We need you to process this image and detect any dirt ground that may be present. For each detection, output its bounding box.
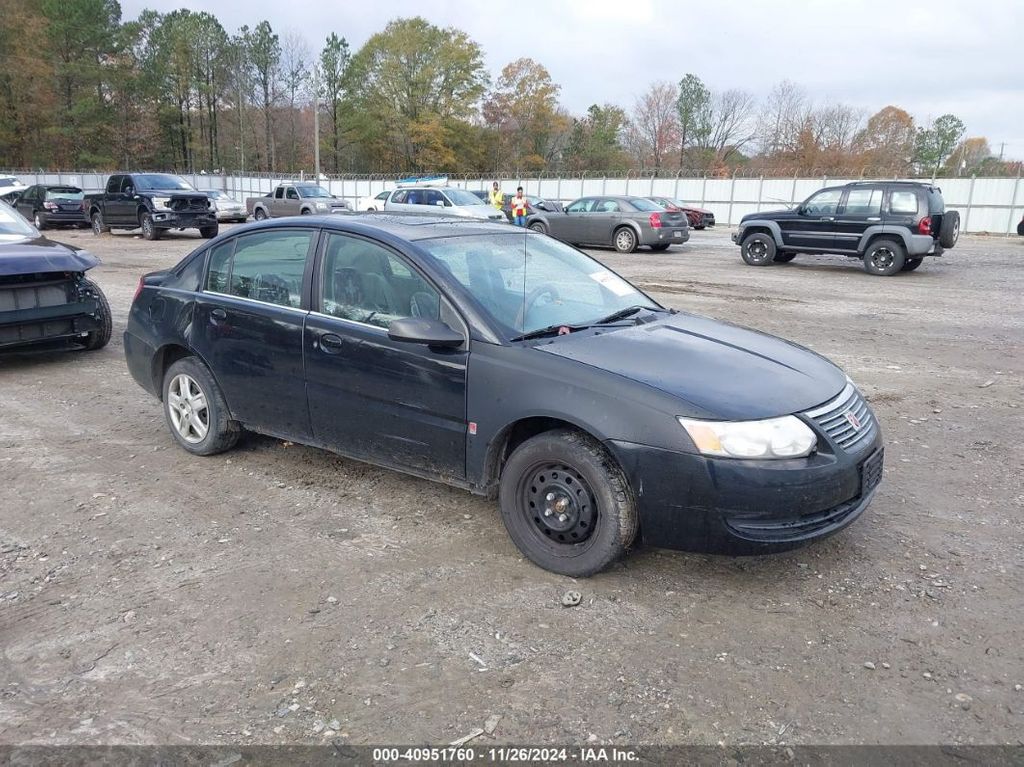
[1,224,1022,747]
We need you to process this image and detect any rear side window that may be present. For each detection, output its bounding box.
[391,190,407,204]
[596,199,621,213]
[843,188,883,216]
[889,191,920,215]
[205,230,314,308]
[106,176,122,194]
[168,250,206,291]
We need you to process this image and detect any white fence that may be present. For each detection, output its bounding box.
[8,171,1024,234]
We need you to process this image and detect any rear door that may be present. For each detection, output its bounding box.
[583,198,622,245]
[15,186,38,220]
[835,186,882,252]
[303,231,468,477]
[782,188,842,251]
[190,227,317,441]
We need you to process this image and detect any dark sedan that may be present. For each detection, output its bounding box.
[124,216,882,576]
[15,184,88,229]
[0,201,111,352]
[527,196,689,252]
[648,196,716,229]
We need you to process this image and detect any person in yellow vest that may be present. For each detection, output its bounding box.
[511,186,528,226]
[488,181,503,212]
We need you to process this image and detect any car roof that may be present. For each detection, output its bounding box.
[240,213,512,242]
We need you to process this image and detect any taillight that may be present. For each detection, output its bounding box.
[133,277,144,303]
[918,216,932,235]
[43,201,59,211]
[649,212,662,229]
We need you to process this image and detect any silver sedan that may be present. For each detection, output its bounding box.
[526,196,689,253]
[203,190,248,223]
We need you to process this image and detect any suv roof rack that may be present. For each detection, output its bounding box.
[846,180,934,187]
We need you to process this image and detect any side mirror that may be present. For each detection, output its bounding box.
[435,200,445,207]
[388,317,463,349]
[535,201,549,211]
[797,204,808,215]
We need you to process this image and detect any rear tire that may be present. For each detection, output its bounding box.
[863,238,905,276]
[901,257,924,272]
[80,279,112,351]
[162,357,240,456]
[650,243,670,252]
[741,232,776,265]
[938,210,960,248]
[253,208,267,221]
[200,224,219,239]
[91,211,109,235]
[613,226,637,253]
[774,252,796,263]
[33,212,47,230]
[498,429,637,577]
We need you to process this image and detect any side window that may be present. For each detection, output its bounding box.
[321,233,440,328]
[843,188,883,216]
[120,177,135,195]
[274,187,284,199]
[567,198,594,213]
[889,191,920,215]
[286,187,299,200]
[376,191,390,201]
[597,199,620,213]
[804,189,843,215]
[391,190,407,204]
[106,176,122,194]
[205,239,236,293]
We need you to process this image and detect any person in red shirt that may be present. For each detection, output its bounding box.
[511,186,528,227]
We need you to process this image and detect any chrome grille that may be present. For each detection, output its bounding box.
[804,383,876,452]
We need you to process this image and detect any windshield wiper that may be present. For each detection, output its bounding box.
[593,305,665,325]
[509,323,585,342]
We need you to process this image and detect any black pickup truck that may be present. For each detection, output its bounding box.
[86,173,218,241]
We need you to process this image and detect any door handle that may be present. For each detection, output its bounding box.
[318,332,346,353]
[822,216,835,222]
[866,217,881,222]
[210,308,227,322]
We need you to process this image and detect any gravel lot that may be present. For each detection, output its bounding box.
[1,224,1022,746]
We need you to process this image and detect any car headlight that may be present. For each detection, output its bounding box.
[678,415,817,459]
[316,201,328,210]
[153,197,171,210]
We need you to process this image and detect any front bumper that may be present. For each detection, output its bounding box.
[215,208,248,222]
[151,210,218,230]
[0,278,102,350]
[641,227,690,246]
[606,429,883,555]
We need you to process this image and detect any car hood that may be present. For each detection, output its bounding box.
[741,207,790,221]
[536,312,846,420]
[0,236,99,276]
[681,205,713,215]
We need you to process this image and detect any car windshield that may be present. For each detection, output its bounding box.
[296,185,332,198]
[627,198,663,212]
[134,174,194,191]
[45,187,83,200]
[0,201,38,239]
[1,177,20,186]
[444,189,486,206]
[419,233,660,337]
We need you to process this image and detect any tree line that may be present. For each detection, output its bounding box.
[1,1,1019,178]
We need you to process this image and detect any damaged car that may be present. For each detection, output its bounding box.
[124,216,883,576]
[0,200,111,353]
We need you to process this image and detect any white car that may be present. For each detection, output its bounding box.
[203,190,248,223]
[0,176,26,199]
[383,186,507,222]
[358,190,392,212]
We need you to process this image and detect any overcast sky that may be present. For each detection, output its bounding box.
[120,0,1024,161]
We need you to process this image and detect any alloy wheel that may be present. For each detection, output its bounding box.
[167,374,210,444]
[870,247,894,270]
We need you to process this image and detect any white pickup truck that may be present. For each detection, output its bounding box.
[246,182,350,220]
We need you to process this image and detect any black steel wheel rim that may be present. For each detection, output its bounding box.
[518,461,597,547]
[870,247,893,269]
[747,239,768,261]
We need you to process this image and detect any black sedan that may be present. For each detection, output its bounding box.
[15,184,88,229]
[0,201,111,352]
[527,196,689,252]
[124,216,883,576]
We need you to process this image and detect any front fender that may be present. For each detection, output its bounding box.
[736,219,784,247]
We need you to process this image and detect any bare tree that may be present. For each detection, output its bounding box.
[756,80,808,156]
[629,81,679,170]
[281,30,310,171]
[705,89,756,161]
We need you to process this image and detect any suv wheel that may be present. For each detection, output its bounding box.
[863,238,906,276]
[498,429,638,577]
[901,257,924,272]
[774,253,796,263]
[938,211,960,248]
[741,232,776,265]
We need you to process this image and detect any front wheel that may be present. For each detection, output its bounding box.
[80,278,111,351]
[528,221,547,234]
[140,212,160,241]
[199,224,219,239]
[741,232,776,265]
[163,357,240,456]
[498,429,638,577]
[863,238,905,276]
[253,208,267,221]
[613,227,637,253]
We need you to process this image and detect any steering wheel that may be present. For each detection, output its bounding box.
[514,283,561,329]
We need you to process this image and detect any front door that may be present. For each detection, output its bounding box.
[558,197,596,242]
[584,198,622,245]
[190,227,317,441]
[303,231,468,478]
[835,186,882,252]
[782,188,842,251]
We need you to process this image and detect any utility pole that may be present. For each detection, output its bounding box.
[312,65,321,181]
